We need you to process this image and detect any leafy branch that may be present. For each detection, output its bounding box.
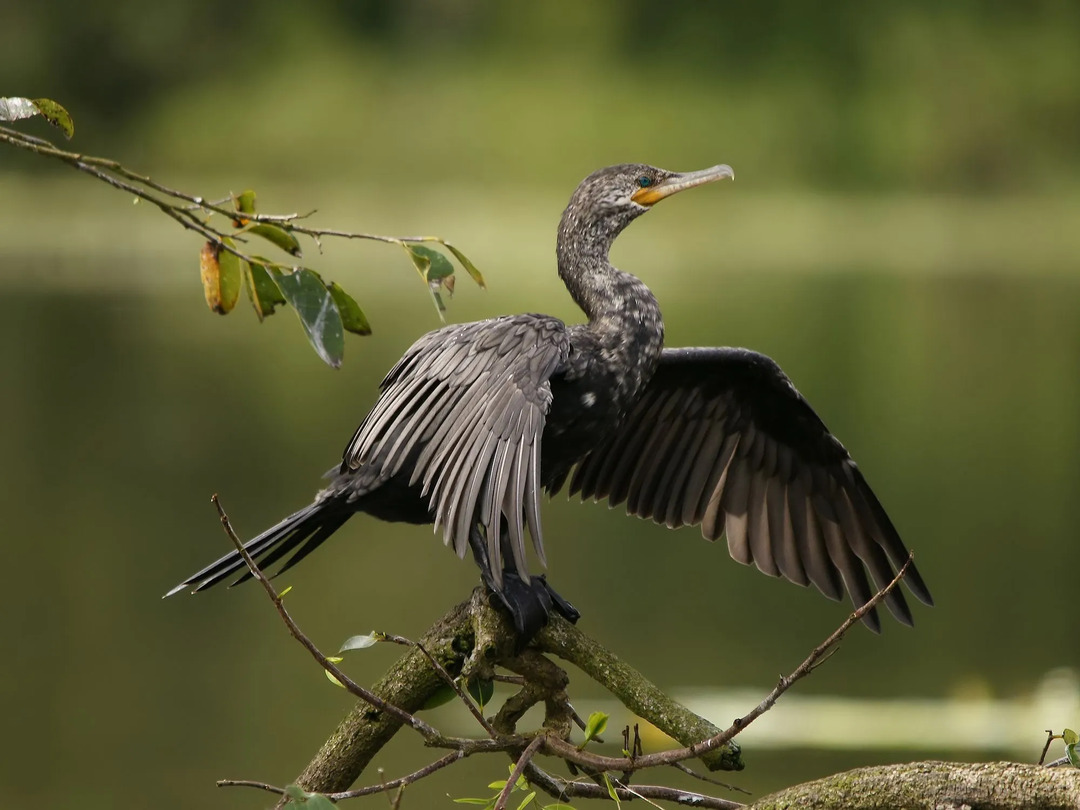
[0,96,485,367]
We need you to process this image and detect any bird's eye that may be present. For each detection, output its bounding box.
[637,175,652,188]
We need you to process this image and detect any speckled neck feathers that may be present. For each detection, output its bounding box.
[556,167,665,398]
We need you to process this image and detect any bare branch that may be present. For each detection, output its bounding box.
[216,779,285,795]
[524,763,743,810]
[330,751,466,801]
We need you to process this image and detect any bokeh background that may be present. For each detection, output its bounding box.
[4,2,1080,807]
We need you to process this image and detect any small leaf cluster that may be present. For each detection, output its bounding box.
[453,763,576,810]
[199,190,372,368]
[2,95,486,369]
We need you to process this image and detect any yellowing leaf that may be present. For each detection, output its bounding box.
[324,656,345,688]
[445,242,486,289]
[200,241,242,314]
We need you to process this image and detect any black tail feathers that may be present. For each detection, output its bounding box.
[164,496,352,597]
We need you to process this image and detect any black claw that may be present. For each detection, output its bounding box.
[488,573,581,648]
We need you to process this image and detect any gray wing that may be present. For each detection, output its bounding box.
[343,315,570,585]
[565,347,933,631]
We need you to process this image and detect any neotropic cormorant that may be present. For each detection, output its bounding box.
[168,164,933,638]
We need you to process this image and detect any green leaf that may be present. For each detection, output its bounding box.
[323,656,345,688]
[466,677,494,710]
[516,791,536,809]
[510,764,528,791]
[271,267,346,368]
[249,223,303,257]
[216,239,245,315]
[339,633,379,653]
[279,585,293,598]
[1065,729,1080,768]
[451,799,493,805]
[405,244,455,318]
[234,189,257,215]
[0,97,75,138]
[31,98,75,138]
[245,260,288,320]
[445,242,486,289]
[602,773,620,806]
[582,711,608,744]
[488,781,507,790]
[422,682,458,710]
[328,282,372,335]
[410,245,455,281]
[282,785,336,809]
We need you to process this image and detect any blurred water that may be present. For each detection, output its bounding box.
[3,209,1080,807]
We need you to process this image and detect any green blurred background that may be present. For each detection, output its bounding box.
[3,1,1080,807]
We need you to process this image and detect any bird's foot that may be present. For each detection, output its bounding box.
[490,572,580,648]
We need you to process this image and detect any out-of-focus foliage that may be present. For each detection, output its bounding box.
[3,1,1078,191]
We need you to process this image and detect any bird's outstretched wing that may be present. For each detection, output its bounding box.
[565,347,933,630]
[342,315,571,586]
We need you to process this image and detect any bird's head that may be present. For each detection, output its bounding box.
[560,163,735,243]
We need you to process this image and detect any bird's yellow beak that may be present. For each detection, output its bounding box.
[631,164,735,206]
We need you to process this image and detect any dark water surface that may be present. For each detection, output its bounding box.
[3,261,1079,807]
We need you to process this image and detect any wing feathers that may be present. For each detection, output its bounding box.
[342,316,569,588]
[565,346,930,630]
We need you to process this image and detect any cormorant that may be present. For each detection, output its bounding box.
[167,163,933,639]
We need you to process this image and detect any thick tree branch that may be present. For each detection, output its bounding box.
[535,614,741,772]
[746,761,1080,809]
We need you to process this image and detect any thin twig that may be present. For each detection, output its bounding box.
[494,736,544,810]
[210,494,439,740]
[1040,729,1058,766]
[670,761,750,795]
[216,779,285,795]
[330,751,466,800]
[524,763,742,810]
[1,126,460,248]
[217,752,469,802]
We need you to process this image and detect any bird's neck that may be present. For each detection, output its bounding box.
[557,220,665,380]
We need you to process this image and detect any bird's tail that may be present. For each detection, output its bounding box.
[164,495,353,597]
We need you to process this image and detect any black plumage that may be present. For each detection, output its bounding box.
[167,163,933,637]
